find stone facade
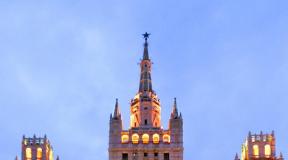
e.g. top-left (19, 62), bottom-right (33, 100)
top-left (235, 131), bottom-right (284, 160)
top-left (108, 33), bottom-right (184, 160)
top-left (17, 135), bottom-right (59, 160)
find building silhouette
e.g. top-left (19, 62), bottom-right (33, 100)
top-left (108, 33), bottom-right (184, 160)
top-left (235, 131), bottom-right (284, 160)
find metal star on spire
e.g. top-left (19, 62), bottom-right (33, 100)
top-left (142, 32), bottom-right (150, 41)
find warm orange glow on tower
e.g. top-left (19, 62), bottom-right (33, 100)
top-left (152, 133), bottom-right (160, 144)
top-left (142, 134), bottom-right (149, 144)
top-left (25, 148), bottom-right (32, 160)
top-left (132, 134), bottom-right (139, 144)
top-left (253, 145), bottom-right (259, 157)
top-left (109, 33), bottom-right (183, 160)
top-left (21, 135), bottom-right (56, 160)
top-left (265, 144), bottom-right (271, 157)
top-left (121, 135), bottom-right (129, 144)
top-left (237, 131), bottom-right (283, 160)
top-left (37, 148), bottom-right (42, 159)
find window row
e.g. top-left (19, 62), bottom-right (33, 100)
top-left (121, 133), bottom-right (170, 144)
top-left (25, 147), bottom-right (54, 160)
top-left (253, 144), bottom-right (271, 157)
top-left (122, 152), bottom-right (169, 160)
top-left (26, 147), bottom-right (42, 159)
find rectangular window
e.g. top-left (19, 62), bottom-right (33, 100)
top-left (122, 153), bottom-right (128, 160)
top-left (154, 152), bottom-right (158, 157)
top-left (164, 153), bottom-right (169, 160)
top-left (145, 119), bottom-right (148, 125)
top-left (144, 153), bottom-right (148, 157)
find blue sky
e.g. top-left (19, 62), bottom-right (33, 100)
top-left (1, 0), bottom-right (288, 159)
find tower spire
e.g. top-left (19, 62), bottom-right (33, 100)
top-left (234, 153), bottom-right (240, 160)
top-left (113, 98), bottom-right (121, 119)
top-left (142, 32), bottom-right (150, 60)
top-left (139, 32), bottom-right (153, 93)
top-left (171, 97), bottom-right (179, 119)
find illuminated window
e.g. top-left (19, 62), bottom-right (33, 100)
top-left (132, 134), bottom-right (139, 144)
top-left (153, 134), bottom-right (160, 144)
top-left (253, 145), bottom-right (259, 157)
top-left (142, 133), bottom-right (149, 144)
top-left (26, 148), bottom-right (32, 160)
top-left (24, 139), bottom-right (27, 145)
top-left (263, 136), bottom-right (267, 141)
top-left (49, 150), bottom-right (54, 160)
top-left (37, 148), bottom-right (42, 159)
top-left (163, 134), bottom-right (170, 143)
top-left (251, 136), bottom-right (255, 142)
top-left (265, 144), bottom-right (271, 157)
top-left (121, 135), bottom-right (129, 143)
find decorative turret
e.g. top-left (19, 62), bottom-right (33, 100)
top-left (21, 135), bottom-right (54, 160)
top-left (171, 98), bottom-right (180, 119)
top-left (112, 98), bottom-right (121, 120)
top-left (109, 99), bottom-right (123, 146)
top-left (278, 152), bottom-right (284, 160)
top-left (169, 98), bottom-right (183, 144)
top-left (234, 153), bottom-right (240, 160)
top-left (239, 131), bottom-right (283, 160)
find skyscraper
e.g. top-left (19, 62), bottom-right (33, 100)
top-left (108, 33), bottom-right (184, 160)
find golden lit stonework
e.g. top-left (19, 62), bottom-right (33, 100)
top-left (108, 33), bottom-right (183, 160)
top-left (21, 135), bottom-right (56, 160)
top-left (235, 131), bottom-right (283, 160)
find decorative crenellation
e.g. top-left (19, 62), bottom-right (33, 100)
top-left (17, 135), bottom-right (59, 160)
top-left (236, 131), bottom-right (283, 160)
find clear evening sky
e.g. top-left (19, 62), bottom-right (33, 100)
top-left (0, 0), bottom-right (288, 159)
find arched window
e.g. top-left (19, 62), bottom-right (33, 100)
top-left (253, 145), bottom-right (259, 157)
top-left (37, 148), bottom-right (42, 159)
top-left (121, 135), bottom-right (129, 143)
top-left (163, 134), bottom-right (170, 143)
top-left (26, 148), bottom-right (32, 160)
top-left (265, 144), bottom-right (271, 157)
top-left (132, 134), bottom-right (139, 144)
top-left (142, 134), bottom-right (149, 144)
top-left (49, 150), bottom-right (54, 160)
top-left (153, 134), bottom-right (160, 144)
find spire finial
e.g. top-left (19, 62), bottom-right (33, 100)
top-left (142, 32), bottom-right (150, 60)
top-left (142, 32), bottom-right (150, 41)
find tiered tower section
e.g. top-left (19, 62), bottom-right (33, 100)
top-left (109, 33), bottom-right (184, 160)
top-left (20, 135), bottom-right (57, 160)
top-left (235, 131), bottom-right (283, 160)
